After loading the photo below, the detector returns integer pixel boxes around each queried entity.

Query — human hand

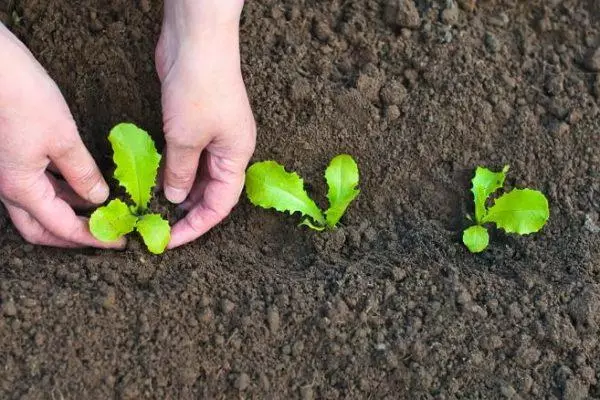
[156,0,256,248]
[0,24,124,248]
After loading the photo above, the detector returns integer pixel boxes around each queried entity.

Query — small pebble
[301,386,314,400]
[235,372,250,391]
[440,2,459,25]
[386,105,401,121]
[221,299,235,314]
[456,0,476,11]
[384,0,421,29]
[489,12,509,27]
[139,0,151,13]
[9,257,23,268]
[500,383,517,398]
[485,32,500,53]
[101,289,116,309]
[267,306,280,333]
[312,20,333,42]
[34,331,45,346]
[584,47,600,71]
[2,300,17,317]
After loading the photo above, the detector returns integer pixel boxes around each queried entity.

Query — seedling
[245,154,360,230]
[89,123,170,254]
[463,165,549,253]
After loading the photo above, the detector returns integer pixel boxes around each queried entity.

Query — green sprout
[463,165,550,253]
[245,154,360,230]
[89,123,170,254]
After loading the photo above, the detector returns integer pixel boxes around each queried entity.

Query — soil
[1,0,600,398]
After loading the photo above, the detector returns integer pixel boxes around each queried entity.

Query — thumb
[49,127,109,205]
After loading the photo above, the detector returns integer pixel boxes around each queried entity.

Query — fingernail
[115,238,127,250]
[89,182,109,204]
[165,186,187,204]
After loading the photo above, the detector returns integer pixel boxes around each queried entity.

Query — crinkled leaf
[89,199,137,242]
[462,225,489,253]
[471,165,509,223]
[109,123,161,212]
[324,154,360,228]
[136,214,170,254]
[245,161,325,227]
[482,188,549,235]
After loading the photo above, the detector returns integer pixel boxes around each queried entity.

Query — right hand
[0,24,124,248]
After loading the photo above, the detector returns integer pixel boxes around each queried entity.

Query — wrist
[163,0,243,35]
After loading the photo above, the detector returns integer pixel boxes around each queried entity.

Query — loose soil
[1,0,600,398]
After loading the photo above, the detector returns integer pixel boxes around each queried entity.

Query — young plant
[245,154,360,230]
[89,123,170,254]
[463,165,549,253]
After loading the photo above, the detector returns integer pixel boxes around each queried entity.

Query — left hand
[156,0,256,249]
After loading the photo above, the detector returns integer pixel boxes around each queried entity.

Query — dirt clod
[312,19,333,42]
[380,79,407,106]
[441,2,460,25]
[384,0,421,30]
[485,32,500,53]
[584,47,600,72]
[562,378,589,400]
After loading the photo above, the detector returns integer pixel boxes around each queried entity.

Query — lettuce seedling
[89,123,170,254]
[463,165,549,253]
[245,154,360,230]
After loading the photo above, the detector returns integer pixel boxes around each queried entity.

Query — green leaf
[324,154,360,228]
[462,225,489,253]
[89,199,137,242]
[136,214,171,254]
[471,165,509,223]
[482,188,550,235]
[109,123,161,212]
[245,161,325,227]
[299,218,326,231]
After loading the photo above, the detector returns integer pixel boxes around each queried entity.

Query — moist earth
[1,0,600,398]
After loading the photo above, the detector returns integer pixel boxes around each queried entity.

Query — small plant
[463,165,549,253]
[89,123,170,254]
[245,154,360,230]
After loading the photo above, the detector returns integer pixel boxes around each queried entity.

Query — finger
[49,131,109,205]
[163,144,202,204]
[180,177,209,211]
[168,172,244,249]
[46,172,94,210]
[19,174,126,249]
[4,202,81,247]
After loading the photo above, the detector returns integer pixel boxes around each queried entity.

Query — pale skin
[0,0,256,249]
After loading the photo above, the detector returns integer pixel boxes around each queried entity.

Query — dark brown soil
[1,0,600,398]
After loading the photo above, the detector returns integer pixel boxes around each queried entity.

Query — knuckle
[169,135,202,152]
[71,164,101,187]
[51,135,79,159]
[20,226,43,245]
[163,117,203,151]
[0,176,38,203]
[0,181,20,201]
[166,167,195,186]
[62,221,86,243]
